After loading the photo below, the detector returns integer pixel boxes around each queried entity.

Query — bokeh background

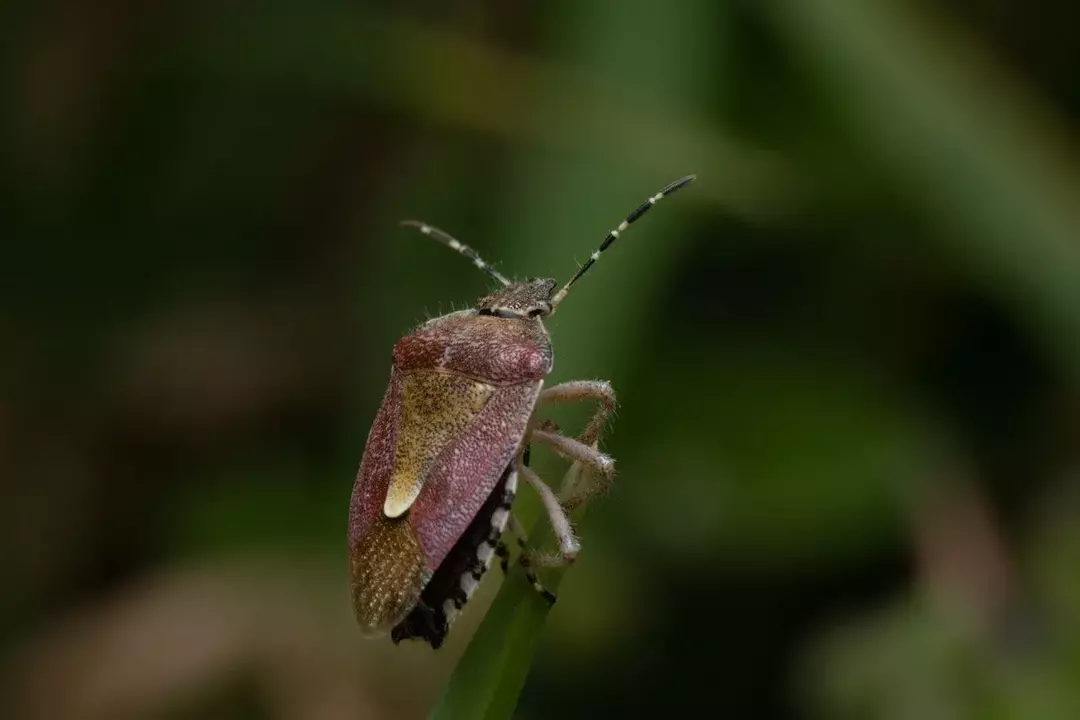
[5,0,1080,718]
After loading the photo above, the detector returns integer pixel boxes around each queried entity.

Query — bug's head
[476,278,557,319]
[400,174,695,316]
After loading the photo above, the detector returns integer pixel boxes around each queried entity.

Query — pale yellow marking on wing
[383,371,494,518]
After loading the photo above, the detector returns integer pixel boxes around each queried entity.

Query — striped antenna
[550,174,696,309]
[400,220,511,287]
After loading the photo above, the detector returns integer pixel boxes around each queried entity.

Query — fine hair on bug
[347,174,695,649]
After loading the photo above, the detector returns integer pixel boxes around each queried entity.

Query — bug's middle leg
[528,427,615,509]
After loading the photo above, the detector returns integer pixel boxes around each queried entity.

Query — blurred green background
[5,0,1080,718]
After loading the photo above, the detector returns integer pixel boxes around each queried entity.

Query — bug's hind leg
[494,539,511,574]
[507,508,559,606]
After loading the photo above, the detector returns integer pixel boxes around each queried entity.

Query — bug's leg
[507,509,559,605]
[516,462,581,570]
[524,417,562,439]
[507,510,529,551]
[509,442,534,556]
[529,429,614,478]
[534,380,617,508]
[494,540,512,574]
[537,380,616,446]
[527,427,616,509]
[557,453,602,511]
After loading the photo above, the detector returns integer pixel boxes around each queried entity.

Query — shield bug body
[348,175,695,648]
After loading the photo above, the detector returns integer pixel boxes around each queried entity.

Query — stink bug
[348,175,696,648]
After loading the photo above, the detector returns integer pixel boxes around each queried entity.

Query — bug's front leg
[537,380,616,446]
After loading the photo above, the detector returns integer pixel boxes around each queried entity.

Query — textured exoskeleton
[349,284,553,647]
[348,175,695,648]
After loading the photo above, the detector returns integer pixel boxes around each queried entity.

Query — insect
[348,175,696,648]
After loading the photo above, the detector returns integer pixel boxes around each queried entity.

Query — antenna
[549,175,696,309]
[400,220,511,287]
